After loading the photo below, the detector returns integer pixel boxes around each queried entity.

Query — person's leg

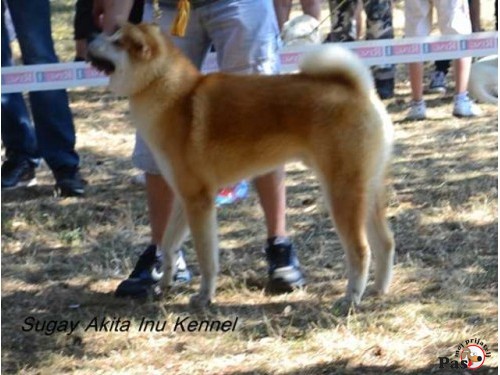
[327,0,358,42]
[0,4,39,189]
[7,0,82,183]
[435,0,481,117]
[146,173,175,245]
[404,0,432,119]
[469,0,481,32]
[274,0,293,30]
[253,169,287,239]
[363,0,395,99]
[429,59,451,93]
[409,63,425,101]
[1,4,38,164]
[300,0,322,20]
[207,0,304,291]
[453,58,472,95]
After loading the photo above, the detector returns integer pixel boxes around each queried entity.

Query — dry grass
[1,1,498,374]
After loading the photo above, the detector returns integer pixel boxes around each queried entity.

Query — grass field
[1,1,498,374]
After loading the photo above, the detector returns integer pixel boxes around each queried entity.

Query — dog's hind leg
[183,191,219,308]
[160,197,190,291]
[320,175,371,306]
[366,185,395,295]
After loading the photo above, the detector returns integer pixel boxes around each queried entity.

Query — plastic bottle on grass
[215,180,249,206]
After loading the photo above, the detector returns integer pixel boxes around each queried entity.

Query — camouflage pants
[327,0,394,80]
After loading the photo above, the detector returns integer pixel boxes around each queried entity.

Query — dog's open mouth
[87,54,116,75]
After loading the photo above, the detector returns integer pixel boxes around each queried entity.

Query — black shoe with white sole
[1,157,37,189]
[115,245,192,299]
[265,237,305,294]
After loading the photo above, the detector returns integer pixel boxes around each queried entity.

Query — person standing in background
[326,0,396,99]
[1,0,85,196]
[274,0,322,30]
[404,0,482,120]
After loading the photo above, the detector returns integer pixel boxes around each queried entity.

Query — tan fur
[88,23,395,308]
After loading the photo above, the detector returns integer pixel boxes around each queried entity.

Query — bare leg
[273,0,293,30]
[300,0,322,20]
[409,62,424,101]
[254,168,287,239]
[453,57,472,95]
[145,173,174,245]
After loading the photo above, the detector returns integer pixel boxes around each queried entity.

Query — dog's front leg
[183,193,218,308]
[159,197,190,292]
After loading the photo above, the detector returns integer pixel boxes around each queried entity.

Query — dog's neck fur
[130,40,200,107]
[127,39,204,165]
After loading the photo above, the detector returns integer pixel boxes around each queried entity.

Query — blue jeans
[1,0,79,172]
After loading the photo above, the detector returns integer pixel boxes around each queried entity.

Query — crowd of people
[1,0,496,299]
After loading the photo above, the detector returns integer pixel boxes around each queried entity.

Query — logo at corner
[438,338,491,370]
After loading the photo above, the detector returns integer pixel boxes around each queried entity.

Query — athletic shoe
[265,237,305,293]
[53,167,85,197]
[406,100,427,121]
[375,78,395,99]
[428,71,447,93]
[1,157,37,189]
[452,93,482,118]
[115,245,191,299]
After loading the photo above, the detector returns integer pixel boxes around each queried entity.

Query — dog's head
[87,23,167,96]
[281,14,321,47]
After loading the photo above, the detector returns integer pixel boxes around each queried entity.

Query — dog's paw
[331,296,359,317]
[189,293,212,309]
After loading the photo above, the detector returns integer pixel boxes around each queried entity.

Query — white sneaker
[453,94,482,117]
[406,100,427,120]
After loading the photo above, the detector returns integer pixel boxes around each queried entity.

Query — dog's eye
[112,40,123,47]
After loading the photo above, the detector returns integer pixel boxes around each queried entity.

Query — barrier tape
[1,32,497,93]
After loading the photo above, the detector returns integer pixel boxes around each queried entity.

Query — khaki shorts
[404,0,472,37]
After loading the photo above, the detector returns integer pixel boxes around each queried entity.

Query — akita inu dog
[88,23,395,308]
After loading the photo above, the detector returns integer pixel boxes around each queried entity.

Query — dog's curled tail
[299,45,373,93]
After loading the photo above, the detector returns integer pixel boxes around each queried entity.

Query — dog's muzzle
[87,37,116,75]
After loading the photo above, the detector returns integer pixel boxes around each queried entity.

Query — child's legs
[435,0,472,95]
[409,63,424,101]
[453,57,472,94]
[404,0,431,101]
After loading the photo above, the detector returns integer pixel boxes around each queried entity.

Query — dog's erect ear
[121,23,157,60]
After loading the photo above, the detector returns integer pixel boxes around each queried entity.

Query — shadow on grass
[2,101,497,372]
[228,363,498,375]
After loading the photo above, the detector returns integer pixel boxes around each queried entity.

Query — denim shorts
[132,0,280,174]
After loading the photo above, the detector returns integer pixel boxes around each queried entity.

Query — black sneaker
[115,245,192,299]
[375,78,395,100]
[265,237,305,294]
[428,70,447,93]
[1,157,37,189]
[53,167,85,197]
